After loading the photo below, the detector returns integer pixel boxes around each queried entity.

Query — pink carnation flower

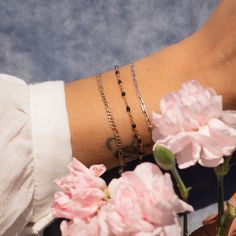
[52,158,107,221]
[152,80,236,168]
[98,162,193,236]
[60,217,99,236]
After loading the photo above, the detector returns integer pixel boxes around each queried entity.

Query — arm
[64,0,236,169]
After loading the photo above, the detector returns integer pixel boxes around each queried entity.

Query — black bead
[115,70,120,75]
[132,123,136,128]
[118,79,122,84]
[126,106,131,112]
[137,139,142,144]
[121,91,126,96]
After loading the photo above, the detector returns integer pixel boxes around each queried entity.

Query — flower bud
[153,143,176,170]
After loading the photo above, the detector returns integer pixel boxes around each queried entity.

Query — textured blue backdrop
[0,0,219,83]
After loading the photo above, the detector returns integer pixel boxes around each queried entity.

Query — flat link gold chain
[96,73,125,173]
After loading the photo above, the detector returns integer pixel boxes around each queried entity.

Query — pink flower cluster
[152,80,236,169]
[52,158,107,221]
[52,158,193,236]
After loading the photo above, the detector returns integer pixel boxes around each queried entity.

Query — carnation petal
[134,162,162,178]
[67,218,99,236]
[177,199,194,213]
[60,220,69,236]
[73,203,100,219]
[160,93,174,114]
[209,118,236,155]
[176,143,199,169]
[206,95,222,121]
[209,118,236,137]
[151,111,161,126]
[196,130,223,160]
[167,133,193,154]
[132,162,164,190]
[69,157,90,175]
[152,126,166,142]
[198,155,223,167]
[162,216,182,236]
[89,164,106,177]
[202,146,222,160]
[221,110,236,128]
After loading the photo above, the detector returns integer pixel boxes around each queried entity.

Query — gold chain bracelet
[130,62,153,132]
[114,65,144,162]
[96,73,126,173]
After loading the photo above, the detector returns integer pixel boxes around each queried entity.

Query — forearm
[64,0,236,169]
[63,42,187,169]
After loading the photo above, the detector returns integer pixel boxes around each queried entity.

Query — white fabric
[0,74,72,236]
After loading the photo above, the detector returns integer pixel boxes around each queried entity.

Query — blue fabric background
[0,0,219,82]
[1,0,235,235]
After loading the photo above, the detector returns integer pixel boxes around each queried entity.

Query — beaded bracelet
[114,65,144,162]
[96,73,126,173]
[130,62,153,132]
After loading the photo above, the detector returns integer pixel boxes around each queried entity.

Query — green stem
[183,214,188,236]
[216,174,225,236]
[171,166,190,236]
[214,156,232,236]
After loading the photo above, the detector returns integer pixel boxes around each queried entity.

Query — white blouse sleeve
[0,74,72,236]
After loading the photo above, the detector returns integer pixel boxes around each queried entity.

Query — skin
[64,0,236,234]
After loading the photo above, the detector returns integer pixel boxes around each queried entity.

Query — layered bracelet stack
[96,63,152,173]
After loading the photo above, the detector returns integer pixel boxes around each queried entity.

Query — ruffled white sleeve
[0,74,72,236]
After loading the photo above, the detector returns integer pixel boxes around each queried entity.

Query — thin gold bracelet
[114,65,144,162]
[96,73,126,173]
[130,62,153,132]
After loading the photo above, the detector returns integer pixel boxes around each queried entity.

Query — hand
[190,194,236,235]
